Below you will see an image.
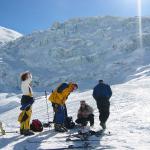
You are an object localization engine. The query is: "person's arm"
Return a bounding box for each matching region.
[77,109,82,118]
[108,85,112,97]
[61,87,71,104]
[87,105,94,114]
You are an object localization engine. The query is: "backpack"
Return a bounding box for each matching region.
[30,119,43,132]
[64,116,75,129]
[57,83,69,93]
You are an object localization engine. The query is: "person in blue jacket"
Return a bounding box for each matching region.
[93,80,112,129]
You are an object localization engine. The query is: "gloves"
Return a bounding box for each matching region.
[53,104,58,112]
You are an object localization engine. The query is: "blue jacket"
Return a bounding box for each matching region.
[93,83,112,100]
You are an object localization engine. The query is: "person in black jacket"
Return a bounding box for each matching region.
[93,80,112,129]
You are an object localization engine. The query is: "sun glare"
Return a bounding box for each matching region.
[137,0,143,49]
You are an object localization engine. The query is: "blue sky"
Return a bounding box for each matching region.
[0,0,150,34]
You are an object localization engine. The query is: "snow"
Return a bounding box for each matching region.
[0,26,22,47]
[0,76,150,149]
[0,16,150,149]
[0,16,150,92]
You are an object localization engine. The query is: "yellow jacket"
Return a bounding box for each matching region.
[48,83,76,105]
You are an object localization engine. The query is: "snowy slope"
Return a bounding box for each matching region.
[0,16,150,92]
[0,26,22,47]
[0,76,150,150]
[0,16,150,150]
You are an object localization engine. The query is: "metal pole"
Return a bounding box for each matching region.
[45,90,50,129]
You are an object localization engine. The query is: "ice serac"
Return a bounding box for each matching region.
[0,16,150,92]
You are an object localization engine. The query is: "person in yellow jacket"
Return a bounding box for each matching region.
[18,71,34,136]
[49,82,78,132]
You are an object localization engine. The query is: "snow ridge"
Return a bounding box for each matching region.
[0,26,22,47]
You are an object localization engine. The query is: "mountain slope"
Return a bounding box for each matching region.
[0,26,22,47]
[0,16,150,92]
[0,76,150,149]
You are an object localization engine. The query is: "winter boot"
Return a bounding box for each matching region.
[61,125,68,132]
[54,124,66,132]
[100,122,106,130]
[23,129,34,136]
[20,129,24,135]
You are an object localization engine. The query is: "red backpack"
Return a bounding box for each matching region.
[30,119,43,132]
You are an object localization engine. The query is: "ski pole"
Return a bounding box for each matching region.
[45,90,50,130]
[6,131,19,133]
[0,131,19,134]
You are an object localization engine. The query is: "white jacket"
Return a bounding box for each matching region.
[21,77,33,96]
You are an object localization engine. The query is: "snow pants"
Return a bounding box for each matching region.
[96,97,110,124]
[18,108,32,130]
[52,103,66,124]
[75,114,94,126]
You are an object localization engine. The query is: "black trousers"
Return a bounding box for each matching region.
[75,114,94,126]
[96,97,110,124]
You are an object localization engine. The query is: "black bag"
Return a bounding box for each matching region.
[65,116,75,129]
[30,119,43,132]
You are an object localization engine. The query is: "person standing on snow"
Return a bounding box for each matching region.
[93,80,112,129]
[75,100,94,127]
[48,82,78,132]
[18,71,34,136]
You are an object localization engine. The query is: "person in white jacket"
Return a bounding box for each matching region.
[18,71,34,136]
[75,100,94,127]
